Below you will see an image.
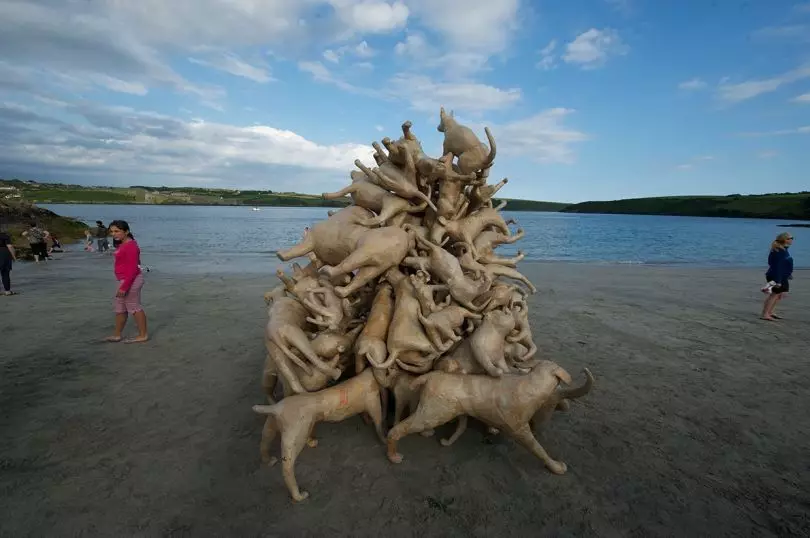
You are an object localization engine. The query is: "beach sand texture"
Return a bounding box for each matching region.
[1,255,809,537]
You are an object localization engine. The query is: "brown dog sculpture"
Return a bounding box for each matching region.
[432,200,510,254]
[378,267,440,372]
[386,362,594,475]
[354,152,437,212]
[437,107,497,177]
[277,206,413,298]
[435,306,516,377]
[454,241,537,294]
[417,304,481,352]
[467,177,508,212]
[253,368,386,502]
[322,170,427,227]
[403,234,492,311]
[410,271,452,315]
[265,291,343,382]
[355,283,394,373]
[472,228,526,265]
[263,342,342,402]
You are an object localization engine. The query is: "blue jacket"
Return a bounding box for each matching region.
[766,248,794,283]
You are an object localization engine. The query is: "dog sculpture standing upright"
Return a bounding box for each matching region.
[252,368,386,502]
[386,362,594,475]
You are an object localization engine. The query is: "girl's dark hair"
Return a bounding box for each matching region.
[30,222,37,228]
[109,219,134,239]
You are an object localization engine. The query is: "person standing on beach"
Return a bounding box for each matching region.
[22,222,47,263]
[0,231,17,296]
[94,221,110,253]
[105,220,148,343]
[761,232,795,321]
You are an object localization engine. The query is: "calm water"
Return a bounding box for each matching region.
[43,204,807,274]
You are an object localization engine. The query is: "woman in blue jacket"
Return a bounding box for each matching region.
[761,232,795,321]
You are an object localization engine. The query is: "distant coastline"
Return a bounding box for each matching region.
[0,179,566,212]
[2,178,809,220]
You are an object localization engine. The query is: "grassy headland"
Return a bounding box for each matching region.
[561,192,810,221]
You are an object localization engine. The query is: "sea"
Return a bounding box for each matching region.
[43,204,808,275]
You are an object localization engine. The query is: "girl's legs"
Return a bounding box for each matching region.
[761,292,780,320]
[126,310,149,343]
[124,275,148,343]
[105,313,128,341]
[771,293,785,318]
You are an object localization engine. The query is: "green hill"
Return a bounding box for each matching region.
[562,193,810,221]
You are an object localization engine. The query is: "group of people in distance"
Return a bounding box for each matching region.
[0,218,149,342]
[85,220,118,253]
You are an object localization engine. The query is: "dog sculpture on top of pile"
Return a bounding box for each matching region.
[254,107,595,502]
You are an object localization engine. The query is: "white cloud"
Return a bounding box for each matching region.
[674,155,715,170]
[0,100,375,190]
[297,61,520,113]
[752,24,810,41]
[737,126,810,137]
[792,92,810,103]
[563,28,628,69]
[796,3,810,14]
[678,78,707,91]
[537,40,557,70]
[297,61,374,95]
[387,74,521,113]
[489,108,589,164]
[320,41,376,64]
[394,33,429,56]
[329,0,409,35]
[394,33,490,78]
[404,0,520,53]
[323,50,341,63]
[91,75,149,96]
[188,53,273,83]
[717,64,810,103]
[353,40,376,58]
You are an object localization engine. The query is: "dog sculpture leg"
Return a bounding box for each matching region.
[259,416,279,466]
[440,415,467,447]
[386,400,459,463]
[280,418,316,502]
[510,424,567,475]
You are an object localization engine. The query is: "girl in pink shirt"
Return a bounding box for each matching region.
[104,220,148,343]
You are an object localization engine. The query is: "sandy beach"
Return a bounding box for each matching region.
[1,253,808,537]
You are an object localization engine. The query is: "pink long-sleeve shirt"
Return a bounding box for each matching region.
[114,239,142,293]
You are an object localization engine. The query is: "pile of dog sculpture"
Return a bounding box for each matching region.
[254,108,595,502]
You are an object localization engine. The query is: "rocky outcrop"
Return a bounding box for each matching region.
[0,200,88,259]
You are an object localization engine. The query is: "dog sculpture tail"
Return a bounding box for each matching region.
[481,127,497,171]
[253,404,278,416]
[557,368,594,400]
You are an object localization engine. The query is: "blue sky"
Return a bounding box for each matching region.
[0,0,808,203]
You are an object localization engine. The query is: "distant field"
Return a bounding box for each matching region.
[25,189,137,203]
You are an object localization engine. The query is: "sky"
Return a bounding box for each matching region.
[0,0,808,203]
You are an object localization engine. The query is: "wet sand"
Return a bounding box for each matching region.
[1,254,809,537]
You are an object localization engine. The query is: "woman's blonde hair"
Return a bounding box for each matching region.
[771,232,792,251]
